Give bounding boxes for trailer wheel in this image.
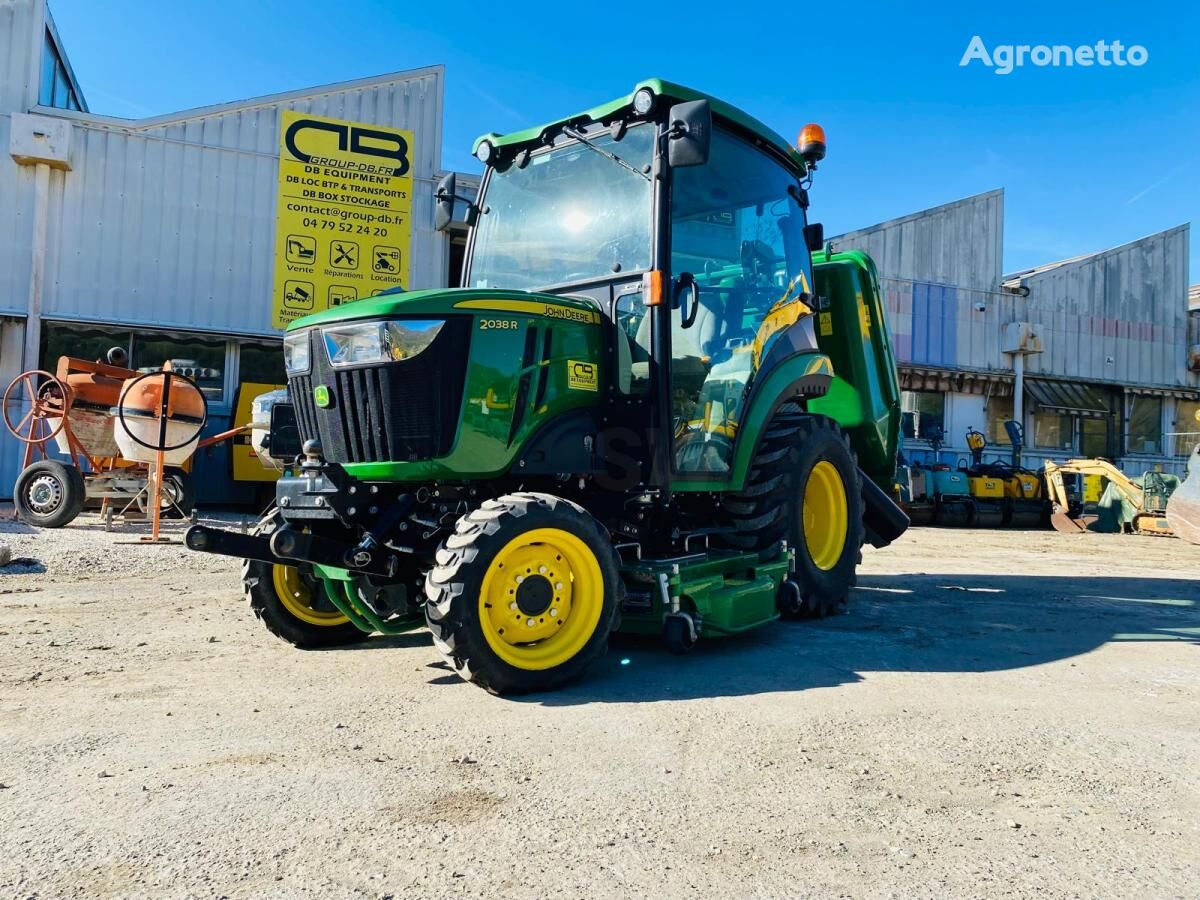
[13,460,86,528]
[243,511,369,649]
[719,406,864,618]
[425,492,621,695]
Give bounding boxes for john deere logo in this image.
[314,385,332,408]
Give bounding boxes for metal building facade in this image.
[0,0,451,498]
[38,73,445,335]
[1003,225,1192,388]
[831,189,1198,474]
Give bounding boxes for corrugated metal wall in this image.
[831,190,1004,291]
[0,0,39,113]
[881,277,1025,372]
[1014,225,1194,388]
[834,190,1020,373]
[0,0,40,318]
[0,115,35,316]
[835,192,1195,392]
[38,67,445,337]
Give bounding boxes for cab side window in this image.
[669,131,812,473]
[614,289,651,395]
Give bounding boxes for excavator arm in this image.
[1043,459,1149,534]
[1043,459,1145,508]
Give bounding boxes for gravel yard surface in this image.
[1,514,1198,898]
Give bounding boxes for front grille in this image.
[288,318,469,464]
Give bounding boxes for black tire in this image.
[13,460,86,528]
[718,406,864,619]
[425,492,622,695]
[243,510,370,649]
[663,615,696,655]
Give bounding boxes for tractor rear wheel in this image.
[720,406,864,618]
[425,492,621,694]
[242,510,370,649]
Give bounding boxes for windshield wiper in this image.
[561,126,651,182]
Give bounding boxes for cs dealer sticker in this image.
[567,360,598,392]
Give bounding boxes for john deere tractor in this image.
[188,79,909,693]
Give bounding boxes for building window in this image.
[986,395,1014,446]
[901,390,945,440]
[1033,411,1073,451]
[238,342,286,387]
[1080,418,1110,459]
[132,332,226,404]
[1126,395,1163,454]
[1172,399,1200,456]
[39,31,82,111]
[40,322,133,370]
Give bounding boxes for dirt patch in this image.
[0,524,1197,897]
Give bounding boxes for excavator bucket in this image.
[1049,508,1095,534]
[1166,445,1200,546]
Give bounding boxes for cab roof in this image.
[472,78,808,173]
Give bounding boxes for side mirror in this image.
[667,99,711,168]
[804,222,824,253]
[434,171,456,232]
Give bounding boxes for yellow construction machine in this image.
[1043,458,1174,537]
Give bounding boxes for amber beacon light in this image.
[797,123,827,167]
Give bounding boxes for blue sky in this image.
[49,0,1200,284]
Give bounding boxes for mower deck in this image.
[312,546,793,651]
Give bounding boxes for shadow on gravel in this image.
[322,630,432,651]
[515,573,1200,706]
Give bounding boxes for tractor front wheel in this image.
[242,511,370,649]
[425,492,621,694]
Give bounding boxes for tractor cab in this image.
[437,80,845,490]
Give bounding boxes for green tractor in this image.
[188,79,909,694]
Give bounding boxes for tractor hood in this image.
[286,287,601,331]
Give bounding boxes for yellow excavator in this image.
[1043,458,1174,537]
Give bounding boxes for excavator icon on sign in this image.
[373,245,401,274]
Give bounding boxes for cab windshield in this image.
[469,124,654,291]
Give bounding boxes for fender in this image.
[673,350,834,493]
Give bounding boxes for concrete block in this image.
[9,113,72,170]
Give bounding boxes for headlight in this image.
[283,330,310,375]
[632,87,655,116]
[475,140,493,164]
[322,319,445,367]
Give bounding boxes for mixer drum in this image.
[113,373,206,465]
[50,371,127,458]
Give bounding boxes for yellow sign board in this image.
[272,110,414,329]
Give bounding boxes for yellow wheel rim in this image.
[803,460,848,571]
[272,564,350,627]
[477,527,604,671]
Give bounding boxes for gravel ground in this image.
[1,515,1198,899]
